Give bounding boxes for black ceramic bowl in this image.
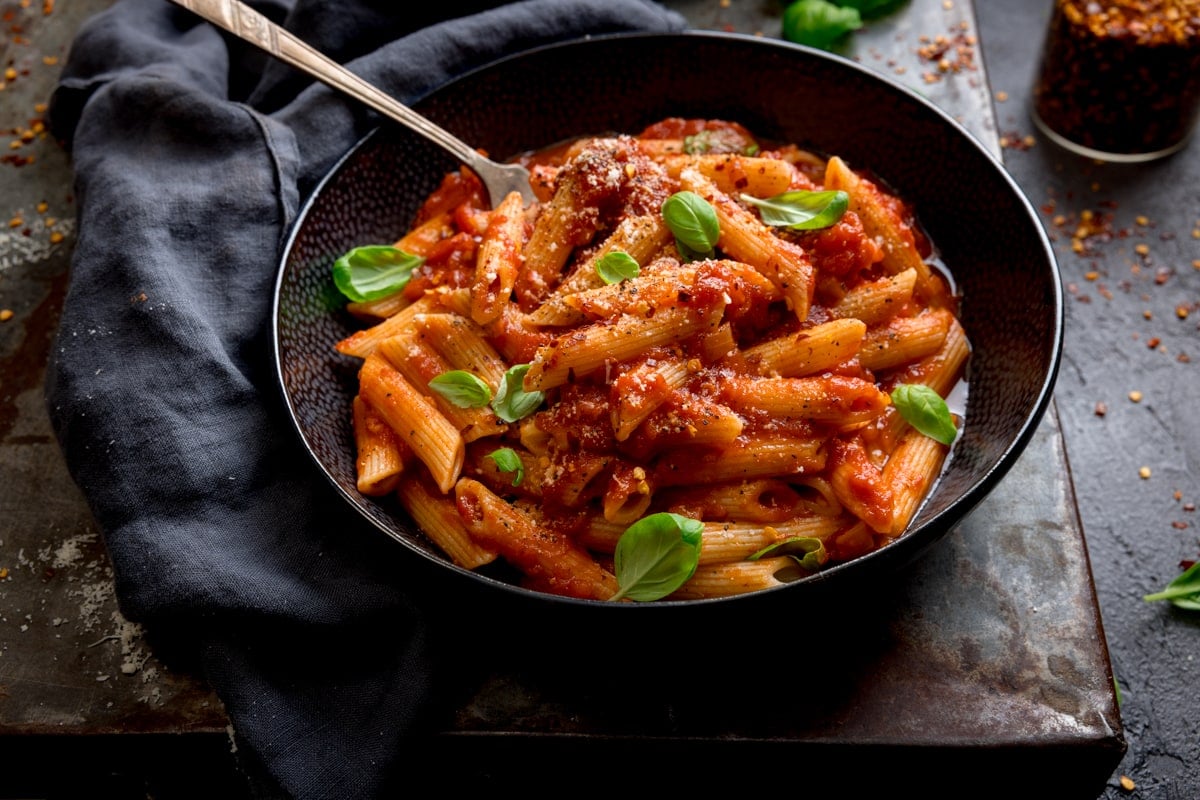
[273,32,1062,608]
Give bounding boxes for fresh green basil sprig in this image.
[595,250,641,285]
[782,0,908,51]
[782,0,863,50]
[683,129,760,156]
[749,536,828,571]
[890,383,958,445]
[332,245,424,303]
[662,191,720,262]
[487,447,525,487]
[492,363,545,423]
[1144,562,1200,610]
[610,512,704,602]
[428,370,491,408]
[740,189,849,231]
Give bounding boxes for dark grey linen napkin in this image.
[46,1,686,797]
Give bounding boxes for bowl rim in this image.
[271,29,1065,608]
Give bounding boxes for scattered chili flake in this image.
[1147,337,1161,348]
[0,567,8,579]
[1134,243,1150,256]
[1173,521,1190,529]
[48,230,63,244]
[1119,775,1135,792]
[1185,502,1197,512]
[1129,390,1143,402]
[1178,305,1191,319]
[0,309,13,322]
[8,216,22,228]
[41,55,57,66]
[3,67,16,82]
[995,90,1009,102]
[1094,401,1107,416]
[1139,466,1152,479]
[1135,215,1150,226]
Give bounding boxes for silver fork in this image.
[170,0,536,207]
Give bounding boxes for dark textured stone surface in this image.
[979,2,1200,797]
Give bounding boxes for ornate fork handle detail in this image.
[171,0,536,206]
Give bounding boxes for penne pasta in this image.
[352,395,408,496]
[328,117,972,602]
[397,474,497,570]
[680,166,815,320]
[357,353,464,493]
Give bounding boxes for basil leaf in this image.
[428,370,491,408]
[740,189,849,230]
[332,245,424,303]
[595,250,640,284]
[890,383,958,445]
[837,0,907,19]
[487,447,525,487]
[662,191,719,261]
[492,363,545,423]
[748,536,828,571]
[683,131,713,155]
[782,0,863,51]
[611,512,704,602]
[1144,561,1200,610]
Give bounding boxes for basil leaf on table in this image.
[610,512,704,602]
[890,383,958,445]
[782,0,863,51]
[740,189,849,230]
[837,0,909,19]
[595,250,640,284]
[662,191,720,261]
[1144,561,1200,611]
[487,447,525,487]
[428,370,492,408]
[492,363,545,423]
[332,244,424,302]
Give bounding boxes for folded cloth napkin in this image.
[46,0,686,797]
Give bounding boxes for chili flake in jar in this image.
[1032,0,1200,161]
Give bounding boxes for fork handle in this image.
[172,0,500,183]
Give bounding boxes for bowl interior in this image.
[274,32,1062,605]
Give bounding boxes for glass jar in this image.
[1032,0,1200,162]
